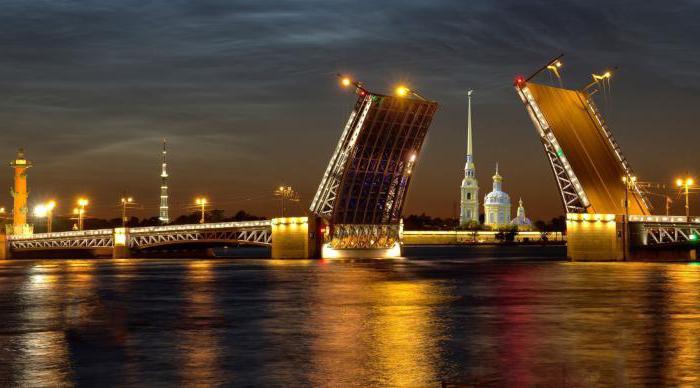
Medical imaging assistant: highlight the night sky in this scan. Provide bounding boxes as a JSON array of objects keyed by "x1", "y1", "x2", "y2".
[{"x1": 1, "y1": 1, "x2": 698, "y2": 221}]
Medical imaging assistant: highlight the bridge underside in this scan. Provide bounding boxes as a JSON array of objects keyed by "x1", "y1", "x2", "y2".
[{"x1": 310, "y1": 90, "x2": 438, "y2": 255}]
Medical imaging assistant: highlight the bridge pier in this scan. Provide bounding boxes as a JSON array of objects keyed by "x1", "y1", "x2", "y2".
[
  {"x1": 112, "y1": 228, "x2": 131, "y2": 259},
  {"x1": 270, "y1": 217, "x2": 320, "y2": 259},
  {"x1": 0, "y1": 233, "x2": 9, "y2": 260},
  {"x1": 566, "y1": 214, "x2": 624, "y2": 261},
  {"x1": 567, "y1": 214, "x2": 699, "y2": 261}
]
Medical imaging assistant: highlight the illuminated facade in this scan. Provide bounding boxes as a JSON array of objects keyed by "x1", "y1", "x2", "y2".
[
  {"x1": 460, "y1": 90, "x2": 479, "y2": 225},
  {"x1": 159, "y1": 138, "x2": 169, "y2": 224},
  {"x1": 310, "y1": 86, "x2": 438, "y2": 250},
  {"x1": 510, "y1": 198, "x2": 533, "y2": 230},
  {"x1": 9, "y1": 149, "x2": 33, "y2": 236},
  {"x1": 484, "y1": 164, "x2": 511, "y2": 228}
]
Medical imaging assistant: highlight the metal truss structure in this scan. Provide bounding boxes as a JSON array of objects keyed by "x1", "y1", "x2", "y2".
[
  {"x1": 517, "y1": 85, "x2": 588, "y2": 213},
  {"x1": 8, "y1": 221, "x2": 272, "y2": 251},
  {"x1": 628, "y1": 215, "x2": 700, "y2": 246},
  {"x1": 10, "y1": 229, "x2": 113, "y2": 250},
  {"x1": 130, "y1": 227, "x2": 270, "y2": 248},
  {"x1": 643, "y1": 225, "x2": 700, "y2": 245},
  {"x1": 310, "y1": 88, "x2": 438, "y2": 248},
  {"x1": 327, "y1": 224, "x2": 400, "y2": 249}
]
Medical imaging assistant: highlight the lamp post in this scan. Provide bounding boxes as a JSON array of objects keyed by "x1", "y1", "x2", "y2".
[
  {"x1": 676, "y1": 177, "x2": 695, "y2": 220},
  {"x1": 622, "y1": 175, "x2": 636, "y2": 261},
  {"x1": 75, "y1": 198, "x2": 88, "y2": 231},
  {"x1": 195, "y1": 197, "x2": 208, "y2": 224},
  {"x1": 274, "y1": 186, "x2": 300, "y2": 217},
  {"x1": 121, "y1": 196, "x2": 134, "y2": 227},
  {"x1": 34, "y1": 201, "x2": 56, "y2": 233},
  {"x1": 46, "y1": 201, "x2": 55, "y2": 233}
]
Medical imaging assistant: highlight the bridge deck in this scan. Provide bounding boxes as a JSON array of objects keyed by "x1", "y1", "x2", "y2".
[
  {"x1": 525, "y1": 83, "x2": 648, "y2": 215},
  {"x1": 7, "y1": 220, "x2": 273, "y2": 251}
]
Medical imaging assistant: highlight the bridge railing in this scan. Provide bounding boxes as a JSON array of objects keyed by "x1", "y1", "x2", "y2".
[
  {"x1": 8, "y1": 220, "x2": 272, "y2": 242},
  {"x1": 128, "y1": 220, "x2": 271, "y2": 234},
  {"x1": 8, "y1": 229, "x2": 113, "y2": 241},
  {"x1": 629, "y1": 215, "x2": 700, "y2": 224}
]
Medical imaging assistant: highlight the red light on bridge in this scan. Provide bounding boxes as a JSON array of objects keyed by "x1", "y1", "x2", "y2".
[{"x1": 514, "y1": 75, "x2": 526, "y2": 86}]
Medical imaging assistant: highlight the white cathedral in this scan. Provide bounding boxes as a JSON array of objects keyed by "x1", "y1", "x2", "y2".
[{"x1": 459, "y1": 91, "x2": 532, "y2": 230}]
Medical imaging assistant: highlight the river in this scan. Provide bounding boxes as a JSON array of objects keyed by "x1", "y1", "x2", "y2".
[{"x1": 1, "y1": 246, "x2": 699, "y2": 386}]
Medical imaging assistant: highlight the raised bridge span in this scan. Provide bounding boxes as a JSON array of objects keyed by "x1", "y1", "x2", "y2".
[{"x1": 516, "y1": 69, "x2": 698, "y2": 261}]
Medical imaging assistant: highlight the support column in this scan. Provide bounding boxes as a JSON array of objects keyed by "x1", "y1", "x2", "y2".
[
  {"x1": 271, "y1": 217, "x2": 319, "y2": 259},
  {"x1": 0, "y1": 233, "x2": 9, "y2": 260},
  {"x1": 113, "y1": 227, "x2": 131, "y2": 258},
  {"x1": 566, "y1": 213, "x2": 624, "y2": 261}
]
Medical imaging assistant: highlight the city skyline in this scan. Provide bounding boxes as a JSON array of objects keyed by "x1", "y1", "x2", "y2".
[{"x1": 0, "y1": 1, "x2": 698, "y2": 220}]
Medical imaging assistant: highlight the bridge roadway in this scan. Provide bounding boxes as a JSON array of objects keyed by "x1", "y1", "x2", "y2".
[
  {"x1": 7, "y1": 220, "x2": 272, "y2": 253},
  {"x1": 519, "y1": 82, "x2": 649, "y2": 215}
]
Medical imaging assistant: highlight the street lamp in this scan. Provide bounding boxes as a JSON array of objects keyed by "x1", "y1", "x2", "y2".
[
  {"x1": 546, "y1": 59, "x2": 563, "y2": 80},
  {"x1": 336, "y1": 74, "x2": 368, "y2": 97},
  {"x1": 46, "y1": 201, "x2": 56, "y2": 233},
  {"x1": 121, "y1": 196, "x2": 134, "y2": 227},
  {"x1": 274, "y1": 185, "x2": 300, "y2": 217},
  {"x1": 676, "y1": 177, "x2": 695, "y2": 219},
  {"x1": 584, "y1": 70, "x2": 613, "y2": 91},
  {"x1": 195, "y1": 197, "x2": 208, "y2": 224},
  {"x1": 622, "y1": 175, "x2": 637, "y2": 261},
  {"x1": 75, "y1": 198, "x2": 88, "y2": 231},
  {"x1": 395, "y1": 85, "x2": 410, "y2": 97},
  {"x1": 35, "y1": 200, "x2": 57, "y2": 233}
]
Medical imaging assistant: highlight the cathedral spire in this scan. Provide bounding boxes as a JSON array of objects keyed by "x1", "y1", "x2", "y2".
[
  {"x1": 460, "y1": 90, "x2": 479, "y2": 226},
  {"x1": 467, "y1": 89, "x2": 473, "y2": 159},
  {"x1": 464, "y1": 90, "x2": 476, "y2": 179}
]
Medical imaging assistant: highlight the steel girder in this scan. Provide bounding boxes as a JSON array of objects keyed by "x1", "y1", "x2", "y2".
[
  {"x1": 130, "y1": 228, "x2": 271, "y2": 248},
  {"x1": 643, "y1": 225, "x2": 700, "y2": 245},
  {"x1": 517, "y1": 85, "x2": 588, "y2": 213}
]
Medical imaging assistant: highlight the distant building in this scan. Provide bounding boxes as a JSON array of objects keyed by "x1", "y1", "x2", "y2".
[
  {"x1": 159, "y1": 138, "x2": 169, "y2": 224},
  {"x1": 484, "y1": 164, "x2": 511, "y2": 228},
  {"x1": 460, "y1": 90, "x2": 479, "y2": 225},
  {"x1": 510, "y1": 198, "x2": 533, "y2": 230}
]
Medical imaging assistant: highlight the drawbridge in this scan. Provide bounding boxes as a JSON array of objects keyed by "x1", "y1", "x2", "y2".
[
  {"x1": 515, "y1": 59, "x2": 697, "y2": 261},
  {"x1": 516, "y1": 80, "x2": 649, "y2": 215},
  {"x1": 310, "y1": 79, "x2": 438, "y2": 256}
]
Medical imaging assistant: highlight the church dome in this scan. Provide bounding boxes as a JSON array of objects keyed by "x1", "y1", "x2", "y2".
[
  {"x1": 484, "y1": 164, "x2": 510, "y2": 205},
  {"x1": 484, "y1": 189, "x2": 510, "y2": 205}
]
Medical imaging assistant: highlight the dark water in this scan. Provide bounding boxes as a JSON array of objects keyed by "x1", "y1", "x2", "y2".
[{"x1": 1, "y1": 246, "x2": 700, "y2": 387}]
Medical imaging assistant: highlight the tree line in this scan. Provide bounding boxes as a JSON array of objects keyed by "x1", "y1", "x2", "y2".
[{"x1": 23, "y1": 209, "x2": 265, "y2": 233}]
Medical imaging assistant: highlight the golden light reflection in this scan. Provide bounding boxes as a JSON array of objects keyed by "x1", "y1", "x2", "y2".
[
  {"x1": 370, "y1": 281, "x2": 445, "y2": 386},
  {"x1": 18, "y1": 264, "x2": 71, "y2": 386},
  {"x1": 665, "y1": 264, "x2": 700, "y2": 384},
  {"x1": 308, "y1": 265, "x2": 447, "y2": 386},
  {"x1": 179, "y1": 260, "x2": 222, "y2": 386}
]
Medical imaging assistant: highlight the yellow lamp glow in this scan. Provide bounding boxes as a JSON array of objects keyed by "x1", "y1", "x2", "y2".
[{"x1": 395, "y1": 86, "x2": 410, "y2": 97}]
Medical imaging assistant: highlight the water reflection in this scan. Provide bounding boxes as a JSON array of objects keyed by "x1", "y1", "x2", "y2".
[
  {"x1": 2, "y1": 254, "x2": 700, "y2": 386},
  {"x1": 179, "y1": 260, "x2": 223, "y2": 386},
  {"x1": 17, "y1": 264, "x2": 71, "y2": 386},
  {"x1": 308, "y1": 263, "x2": 448, "y2": 386}
]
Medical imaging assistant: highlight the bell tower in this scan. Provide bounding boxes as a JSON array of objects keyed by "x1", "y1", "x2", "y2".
[{"x1": 460, "y1": 90, "x2": 480, "y2": 225}]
